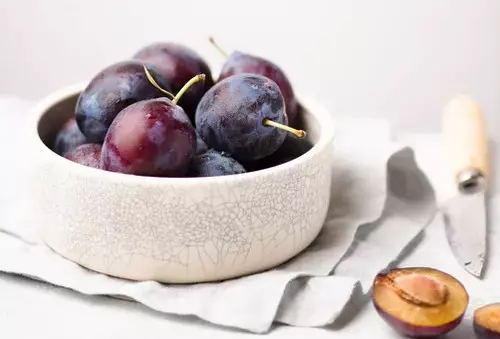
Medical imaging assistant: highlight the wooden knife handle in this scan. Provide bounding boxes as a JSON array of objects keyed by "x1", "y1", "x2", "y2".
[{"x1": 442, "y1": 95, "x2": 490, "y2": 186}]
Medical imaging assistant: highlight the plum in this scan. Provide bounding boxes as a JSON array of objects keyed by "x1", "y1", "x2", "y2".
[
  {"x1": 195, "y1": 73, "x2": 306, "y2": 162},
  {"x1": 242, "y1": 134, "x2": 313, "y2": 172},
  {"x1": 75, "y1": 60, "x2": 172, "y2": 143},
  {"x1": 210, "y1": 37, "x2": 299, "y2": 127},
  {"x1": 474, "y1": 303, "x2": 500, "y2": 338},
  {"x1": 52, "y1": 117, "x2": 88, "y2": 156},
  {"x1": 372, "y1": 267, "x2": 468, "y2": 338},
  {"x1": 188, "y1": 149, "x2": 246, "y2": 177},
  {"x1": 195, "y1": 133, "x2": 209, "y2": 155},
  {"x1": 100, "y1": 74, "x2": 203, "y2": 177},
  {"x1": 64, "y1": 144, "x2": 102, "y2": 169},
  {"x1": 133, "y1": 42, "x2": 214, "y2": 122}
]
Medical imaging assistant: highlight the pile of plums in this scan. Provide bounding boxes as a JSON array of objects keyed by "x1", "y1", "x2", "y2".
[
  {"x1": 372, "y1": 266, "x2": 500, "y2": 338},
  {"x1": 52, "y1": 38, "x2": 313, "y2": 178}
]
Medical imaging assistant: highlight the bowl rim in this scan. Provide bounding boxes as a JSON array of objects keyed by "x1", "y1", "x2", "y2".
[{"x1": 27, "y1": 82, "x2": 336, "y2": 186}]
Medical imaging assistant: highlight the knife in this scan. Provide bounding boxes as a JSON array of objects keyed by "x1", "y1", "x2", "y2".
[{"x1": 442, "y1": 95, "x2": 489, "y2": 278}]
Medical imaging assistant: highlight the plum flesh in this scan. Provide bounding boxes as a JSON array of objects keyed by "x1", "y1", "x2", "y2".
[
  {"x1": 474, "y1": 303, "x2": 500, "y2": 339},
  {"x1": 372, "y1": 267, "x2": 468, "y2": 338}
]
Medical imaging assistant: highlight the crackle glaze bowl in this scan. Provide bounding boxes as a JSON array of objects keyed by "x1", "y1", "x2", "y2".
[{"x1": 24, "y1": 83, "x2": 335, "y2": 284}]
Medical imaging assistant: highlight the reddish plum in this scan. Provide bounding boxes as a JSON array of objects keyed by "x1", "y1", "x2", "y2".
[
  {"x1": 100, "y1": 74, "x2": 204, "y2": 177},
  {"x1": 65, "y1": 144, "x2": 102, "y2": 169},
  {"x1": 133, "y1": 42, "x2": 214, "y2": 122},
  {"x1": 75, "y1": 60, "x2": 172, "y2": 143}
]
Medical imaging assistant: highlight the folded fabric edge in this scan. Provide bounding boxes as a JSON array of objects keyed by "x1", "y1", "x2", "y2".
[
  {"x1": 275, "y1": 275, "x2": 361, "y2": 327},
  {"x1": 332, "y1": 145, "x2": 438, "y2": 287}
]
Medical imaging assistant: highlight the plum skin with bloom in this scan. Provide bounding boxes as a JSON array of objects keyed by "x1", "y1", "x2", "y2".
[
  {"x1": 195, "y1": 73, "x2": 287, "y2": 162},
  {"x1": 188, "y1": 149, "x2": 246, "y2": 177},
  {"x1": 52, "y1": 117, "x2": 88, "y2": 156},
  {"x1": 217, "y1": 51, "x2": 299, "y2": 126},
  {"x1": 75, "y1": 60, "x2": 172, "y2": 143},
  {"x1": 133, "y1": 42, "x2": 214, "y2": 122},
  {"x1": 100, "y1": 98, "x2": 197, "y2": 177}
]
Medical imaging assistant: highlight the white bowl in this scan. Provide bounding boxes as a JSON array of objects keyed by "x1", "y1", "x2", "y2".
[{"x1": 24, "y1": 83, "x2": 335, "y2": 283}]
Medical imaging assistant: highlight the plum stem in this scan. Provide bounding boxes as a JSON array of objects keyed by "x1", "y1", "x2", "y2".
[
  {"x1": 263, "y1": 118, "x2": 307, "y2": 138},
  {"x1": 209, "y1": 36, "x2": 229, "y2": 58},
  {"x1": 143, "y1": 65, "x2": 175, "y2": 99},
  {"x1": 172, "y1": 74, "x2": 206, "y2": 105}
]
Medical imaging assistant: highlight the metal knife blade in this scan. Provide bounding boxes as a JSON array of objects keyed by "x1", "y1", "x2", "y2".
[
  {"x1": 442, "y1": 95, "x2": 489, "y2": 278},
  {"x1": 443, "y1": 183, "x2": 486, "y2": 277}
]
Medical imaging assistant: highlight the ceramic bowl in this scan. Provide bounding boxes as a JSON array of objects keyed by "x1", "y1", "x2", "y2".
[{"x1": 24, "y1": 83, "x2": 335, "y2": 283}]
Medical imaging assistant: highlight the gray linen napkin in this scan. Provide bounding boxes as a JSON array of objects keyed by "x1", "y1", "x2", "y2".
[{"x1": 0, "y1": 97, "x2": 437, "y2": 334}]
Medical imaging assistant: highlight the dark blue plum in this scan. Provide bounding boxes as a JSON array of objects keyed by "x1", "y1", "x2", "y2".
[
  {"x1": 217, "y1": 50, "x2": 299, "y2": 127},
  {"x1": 100, "y1": 98, "x2": 196, "y2": 177},
  {"x1": 75, "y1": 60, "x2": 172, "y2": 143},
  {"x1": 133, "y1": 42, "x2": 214, "y2": 122},
  {"x1": 52, "y1": 117, "x2": 88, "y2": 156},
  {"x1": 196, "y1": 133, "x2": 209, "y2": 155},
  {"x1": 195, "y1": 73, "x2": 288, "y2": 162},
  {"x1": 188, "y1": 149, "x2": 246, "y2": 177},
  {"x1": 242, "y1": 134, "x2": 313, "y2": 172}
]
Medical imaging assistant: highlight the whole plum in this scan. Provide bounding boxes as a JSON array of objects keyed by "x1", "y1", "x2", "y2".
[
  {"x1": 242, "y1": 134, "x2": 313, "y2": 172},
  {"x1": 210, "y1": 37, "x2": 299, "y2": 127},
  {"x1": 100, "y1": 98, "x2": 197, "y2": 177},
  {"x1": 52, "y1": 117, "x2": 88, "y2": 156},
  {"x1": 75, "y1": 60, "x2": 172, "y2": 143},
  {"x1": 195, "y1": 133, "x2": 209, "y2": 155},
  {"x1": 65, "y1": 144, "x2": 102, "y2": 169},
  {"x1": 188, "y1": 149, "x2": 246, "y2": 177},
  {"x1": 195, "y1": 73, "x2": 306, "y2": 162},
  {"x1": 133, "y1": 42, "x2": 214, "y2": 122}
]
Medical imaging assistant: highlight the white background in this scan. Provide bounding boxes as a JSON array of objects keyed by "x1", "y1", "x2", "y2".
[{"x1": 1, "y1": 0, "x2": 499, "y2": 136}]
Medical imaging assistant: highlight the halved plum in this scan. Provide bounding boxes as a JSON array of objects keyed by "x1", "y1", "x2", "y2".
[
  {"x1": 474, "y1": 303, "x2": 500, "y2": 338},
  {"x1": 372, "y1": 267, "x2": 469, "y2": 338}
]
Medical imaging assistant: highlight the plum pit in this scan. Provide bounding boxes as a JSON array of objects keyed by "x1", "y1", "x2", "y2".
[{"x1": 391, "y1": 272, "x2": 448, "y2": 307}]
